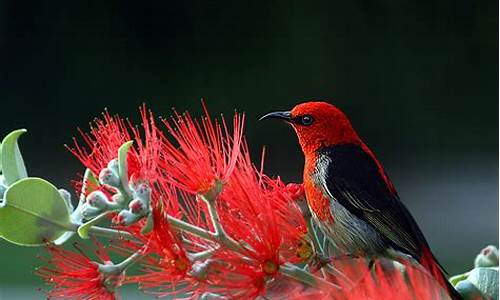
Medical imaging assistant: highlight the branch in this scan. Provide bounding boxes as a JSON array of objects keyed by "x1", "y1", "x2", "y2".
[
  {"x1": 167, "y1": 215, "x2": 215, "y2": 241},
  {"x1": 281, "y1": 263, "x2": 341, "y2": 290},
  {"x1": 99, "y1": 250, "x2": 144, "y2": 275},
  {"x1": 200, "y1": 193, "x2": 246, "y2": 253}
]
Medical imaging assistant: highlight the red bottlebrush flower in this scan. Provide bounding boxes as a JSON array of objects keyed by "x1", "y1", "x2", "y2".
[
  {"x1": 127, "y1": 105, "x2": 164, "y2": 185},
  {"x1": 112, "y1": 177, "x2": 212, "y2": 258},
  {"x1": 36, "y1": 241, "x2": 121, "y2": 300},
  {"x1": 269, "y1": 259, "x2": 448, "y2": 300},
  {"x1": 205, "y1": 145, "x2": 308, "y2": 298},
  {"x1": 159, "y1": 101, "x2": 244, "y2": 194},
  {"x1": 328, "y1": 259, "x2": 448, "y2": 300},
  {"x1": 263, "y1": 177, "x2": 311, "y2": 263},
  {"x1": 201, "y1": 258, "x2": 273, "y2": 299},
  {"x1": 68, "y1": 105, "x2": 163, "y2": 190},
  {"x1": 217, "y1": 162, "x2": 281, "y2": 274},
  {"x1": 283, "y1": 182, "x2": 305, "y2": 202},
  {"x1": 67, "y1": 110, "x2": 132, "y2": 177},
  {"x1": 126, "y1": 204, "x2": 200, "y2": 297}
]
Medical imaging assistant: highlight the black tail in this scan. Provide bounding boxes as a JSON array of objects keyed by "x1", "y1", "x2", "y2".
[{"x1": 443, "y1": 278, "x2": 463, "y2": 300}]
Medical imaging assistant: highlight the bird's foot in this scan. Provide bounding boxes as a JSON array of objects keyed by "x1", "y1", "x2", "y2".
[
  {"x1": 368, "y1": 259, "x2": 376, "y2": 270},
  {"x1": 309, "y1": 253, "x2": 360, "y2": 271},
  {"x1": 309, "y1": 253, "x2": 331, "y2": 272}
]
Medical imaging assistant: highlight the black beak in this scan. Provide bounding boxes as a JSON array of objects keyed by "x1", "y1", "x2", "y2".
[{"x1": 259, "y1": 111, "x2": 292, "y2": 122}]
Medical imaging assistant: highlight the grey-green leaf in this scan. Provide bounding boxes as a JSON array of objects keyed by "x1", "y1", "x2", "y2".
[
  {"x1": 467, "y1": 267, "x2": 499, "y2": 300},
  {"x1": 0, "y1": 177, "x2": 75, "y2": 246},
  {"x1": 1, "y1": 129, "x2": 28, "y2": 185}
]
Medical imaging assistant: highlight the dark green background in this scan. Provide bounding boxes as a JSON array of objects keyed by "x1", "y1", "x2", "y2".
[{"x1": 0, "y1": 1, "x2": 498, "y2": 298}]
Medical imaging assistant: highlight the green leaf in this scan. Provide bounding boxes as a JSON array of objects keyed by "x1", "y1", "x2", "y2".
[
  {"x1": 450, "y1": 271, "x2": 470, "y2": 286},
  {"x1": 1, "y1": 129, "x2": 28, "y2": 185},
  {"x1": 0, "y1": 177, "x2": 75, "y2": 246},
  {"x1": 118, "y1": 141, "x2": 133, "y2": 193},
  {"x1": 77, "y1": 211, "x2": 112, "y2": 239}
]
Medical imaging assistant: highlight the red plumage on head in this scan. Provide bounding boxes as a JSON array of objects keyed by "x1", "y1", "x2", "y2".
[{"x1": 290, "y1": 101, "x2": 361, "y2": 154}]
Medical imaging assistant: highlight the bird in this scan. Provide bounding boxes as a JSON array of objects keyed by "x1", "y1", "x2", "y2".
[{"x1": 260, "y1": 101, "x2": 461, "y2": 299}]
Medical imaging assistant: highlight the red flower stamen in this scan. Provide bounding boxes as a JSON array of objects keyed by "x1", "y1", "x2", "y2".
[
  {"x1": 36, "y1": 241, "x2": 120, "y2": 300},
  {"x1": 67, "y1": 110, "x2": 131, "y2": 178},
  {"x1": 126, "y1": 205, "x2": 201, "y2": 297},
  {"x1": 68, "y1": 105, "x2": 163, "y2": 193},
  {"x1": 159, "y1": 101, "x2": 244, "y2": 194},
  {"x1": 203, "y1": 144, "x2": 308, "y2": 297}
]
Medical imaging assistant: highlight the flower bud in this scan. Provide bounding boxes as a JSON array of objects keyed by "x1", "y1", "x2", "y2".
[
  {"x1": 86, "y1": 191, "x2": 110, "y2": 209},
  {"x1": 111, "y1": 193, "x2": 125, "y2": 206},
  {"x1": 58, "y1": 189, "x2": 74, "y2": 211},
  {"x1": 81, "y1": 203, "x2": 102, "y2": 219},
  {"x1": 132, "y1": 183, "x2": 151, "y2": 203},
  {"x1": 129, "y1": 199, "x2": 147, "y2": 215},
  {"x1": 106, "y1": 159, "x2": 119, "y2": 175},
  {"x1": 474, "y1": 245, "x2": 499, "y2": 268},
  {"x1": 0, "y1": 183, "x2": 7, "y2": 199},
  {"x1": 99, "y1": 168, "x2": 120, "y2": 187},
  {"x1": 285, "y1": 183, "x2": 305, "y2": 201},
  {"x1": 0, "y1": 176, "x2": 7, "y2": 199},
  {"x1": 113, "y1": 209, "x2": 139, "y2": 226}
]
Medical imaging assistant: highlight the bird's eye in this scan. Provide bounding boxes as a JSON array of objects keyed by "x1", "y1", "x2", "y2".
[{"x1": 300, "y1": 115, "x2": 314, "y2": 126}]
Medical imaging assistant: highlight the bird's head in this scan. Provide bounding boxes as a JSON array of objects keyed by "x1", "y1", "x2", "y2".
[{"x1": 260, "y1": 101, "x2": 360, "y2": 155}]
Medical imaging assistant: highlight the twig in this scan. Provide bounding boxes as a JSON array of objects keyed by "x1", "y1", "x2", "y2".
[
  {"x1": 167, "y1": 215, "x2": 215, "y2": 241},
  {"x1": 99, "y1": 250, "x2": 144, "y2": 275},
  {"x1": 281, "y1": 263, "x2": 341, "y2": 290}
]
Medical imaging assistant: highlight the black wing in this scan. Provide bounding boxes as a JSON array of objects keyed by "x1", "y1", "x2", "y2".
[{"x1": 316, "y1": 144, "x2": 430, "y2": 260}]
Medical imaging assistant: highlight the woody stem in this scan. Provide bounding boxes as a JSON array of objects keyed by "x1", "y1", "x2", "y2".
[
  {"x1": 167, "y1": 215, "x2": 215, "y2": 240},
  {"x1": 281, "y1": 263, "x2": 342, "y2": 290},
  {"x1": 99, "y1": 250, "x2": 144, "y2": 275},
  {"x1": 165, "y1": 202, "x2": 340, "y2": 289},
  {"x1": 202, "y1": 198, "x2": 244, "y2": 253},
  {"x1": 114, "y1": 250, "x2": 144, "y2": 272}
]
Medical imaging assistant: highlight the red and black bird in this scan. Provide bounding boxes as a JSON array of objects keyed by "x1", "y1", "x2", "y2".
[{"x1": 261, "y1": 101, "x2": 461, "y2": 299}]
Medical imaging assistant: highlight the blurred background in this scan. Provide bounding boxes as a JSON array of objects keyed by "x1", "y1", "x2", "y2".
[{"x1": 0, "y1": 1, "x2": 498, "y2": 298}]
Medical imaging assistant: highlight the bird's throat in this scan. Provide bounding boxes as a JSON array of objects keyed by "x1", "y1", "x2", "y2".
[{"x1": 304, "y1": 160, "x2": 334, "y2": 223}]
